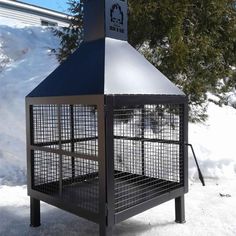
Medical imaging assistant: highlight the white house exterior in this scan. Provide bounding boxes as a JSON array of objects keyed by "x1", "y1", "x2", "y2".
[{"x1": 0, "y1": 0, "x2": 70, "y2": 27}]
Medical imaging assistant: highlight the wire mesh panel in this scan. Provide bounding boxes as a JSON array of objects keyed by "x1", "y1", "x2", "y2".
[
  {"x1": 113, "y1": 104, "x2": 184, "y2": 213},
  {"x1": 61, "y1": 155, "x2": 99, "y2": 212},
  {"x1": 33, "y1": 150, "x2": 60, "y2": 194},
  {"x1": 73, "y1": 105, "x2": 98, "y2": 156},
  {"x1": 31, "y1": 103, "x2": 99, "y2": 213},
  {"x1": 33, "y1": 105, "x2": 59, "y2": 149},
  {"x1": 32, "y1": 104, "x2": 98, "y2": 156}
]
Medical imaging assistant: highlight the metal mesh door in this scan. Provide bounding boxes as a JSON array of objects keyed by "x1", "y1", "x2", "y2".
[{"x1": 113, "y1": 104, "x2": 184, "y2": 213}]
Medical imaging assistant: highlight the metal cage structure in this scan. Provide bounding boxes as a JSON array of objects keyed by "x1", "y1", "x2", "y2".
[
  {"x1": 26, "y1": 95, "x2": 188, "y2": 235},
  {"x1": 26, "y1": 0, "x2": 188, "y2": 235}
]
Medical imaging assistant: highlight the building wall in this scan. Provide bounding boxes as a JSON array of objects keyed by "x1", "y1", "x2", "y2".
[{"x1": 0, "y1": 0, "x2": 70, "y2": 27}]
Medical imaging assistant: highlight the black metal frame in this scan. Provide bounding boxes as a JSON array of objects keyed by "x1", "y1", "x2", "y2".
[
  {"x1": 26, "y1": 94, "x2": 188, "y2": 236},
  {"x1": 109, "y1": 95, "x2": 188, "y2": 226}
]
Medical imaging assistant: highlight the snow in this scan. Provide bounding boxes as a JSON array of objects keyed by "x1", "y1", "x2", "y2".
[
  {"x1": 228, "y1": 89, "x2": 236, "y2": 108},
  {"x1": 189, "y1": 103, "x2": 236, "y2": 180},
  {"x1": 0, "y1": 18, "x2": 59, "y2": 185},
  {"x1": 0, "y1": 19, "x2": 236, "y2": 235},
  {"x1": 0, "y1": 180, "x2": 235, "y2": 235}
]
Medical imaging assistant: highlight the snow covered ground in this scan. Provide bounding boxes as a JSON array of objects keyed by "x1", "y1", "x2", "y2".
[
  {"x1": 0, "y1": 17, "x2": 235, "y2": 235},
  {"x1": 0, "y1": 179, "x2": 235, "y2": 236}
]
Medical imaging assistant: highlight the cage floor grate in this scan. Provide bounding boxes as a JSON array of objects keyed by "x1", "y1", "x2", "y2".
[{"x1": 34, "y1": 171, "x2": 182, "y2": 213}]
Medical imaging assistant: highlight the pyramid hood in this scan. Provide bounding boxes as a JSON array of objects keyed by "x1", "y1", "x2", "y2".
[{"x1": 27, "y1": 0, "x2": 184, "y2": 97}]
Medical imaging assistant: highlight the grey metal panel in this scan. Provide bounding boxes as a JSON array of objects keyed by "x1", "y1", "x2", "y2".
[
  {"x1": 104, "y1": 38, "x2": 185, "y2": 95},
  {"x1": 105, "y1": 0, "x2": 128, "y2": 41}
]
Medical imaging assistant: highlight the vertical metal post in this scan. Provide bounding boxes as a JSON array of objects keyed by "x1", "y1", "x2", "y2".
[
  {"x1": 175, "y1": 195, "x2": 186, "y2": 223},
  {"x1": 141, "y1": 106, "x2": 145, "y2": 176},
  {"x1": 98, "y1": 96, "x2": 113, "y2": 236},
  {"x1": 100, "y1": 224, "x2": 113, "y2": 236},
  {"x1": 26, "y1": 103, "x2": 34, "y2": 192},
  {"x1": 30, "y1": 197, "x2": 40, "y2": 227},
  {"x1": 183, "y1": 102, "x2": 189, "y2": 192},
  {"x1": 70, "y1": 105, "x2": 75, "y2": 181},
  {"x1": 27, "y1": 103, "x2": 41, "y2": 227},
  {"x1": 105, "y1": 96, "x2": 115, "y2": 233},
  {"x1": 175, "y1": 101, "x2": 187, "y2": 224},
  {"x1": 58, "y1": 105, "x2": 63, "y2": 196}
]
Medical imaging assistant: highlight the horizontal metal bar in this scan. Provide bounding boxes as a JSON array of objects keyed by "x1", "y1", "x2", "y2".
[
  {"x1": 26, "y1": 95, "x2": 104, "y2": 106},
  {"x1": 30, "y1": 145, "x2": 98, "y2": 161},
  {"x1": 34, "y1": 136, "x2": 98, "y2": 147},
  {"x1": 34, "y1": 172, "x2": 99, "y2": 189},
  {"x1": 113, "y1": 95, "x2": 187, "y2": 106},
  {"x1": 114, "y1": 135, "x2": 180, "y2": 145},
  {"x1": 28, "y1": 189, "x2": 100, "y2": 223},
  {"x1": 115, "y1": 188, "x2": 185, "y2": 224}
]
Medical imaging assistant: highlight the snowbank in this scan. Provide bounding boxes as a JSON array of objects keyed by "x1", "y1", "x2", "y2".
[
  {"x1": 0, "y1": 18, "x2": 235, "y2": 185},
  {"x1": 189, "y1": 103, "x2": 236, "y2": 180},
  {"x1": 0, "y1": 20, "x2": 60, "y2": 184}
]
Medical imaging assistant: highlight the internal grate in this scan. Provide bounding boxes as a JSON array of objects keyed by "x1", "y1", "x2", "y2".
[{"x1": 113, "y1": 104, "x2": 184, "y2": 213}]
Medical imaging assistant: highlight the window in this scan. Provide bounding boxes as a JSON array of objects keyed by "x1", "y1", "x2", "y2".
[{"x1": 41, "y1": 20, "x2": 58, "y2": 27}]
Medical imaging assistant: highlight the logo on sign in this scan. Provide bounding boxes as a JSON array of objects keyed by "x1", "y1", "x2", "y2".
[{"x1": 110, "y1": 3, "x2": 124, "y2": 33}]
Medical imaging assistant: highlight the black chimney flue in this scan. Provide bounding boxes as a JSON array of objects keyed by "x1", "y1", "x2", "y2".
[{"x1": 83, "y1": 0, "x2": 128, "y2": 42}]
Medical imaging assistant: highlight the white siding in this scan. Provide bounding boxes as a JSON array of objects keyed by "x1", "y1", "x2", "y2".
[{"x1": 0, "y1": 2, "x2": 69, "y2": 27}]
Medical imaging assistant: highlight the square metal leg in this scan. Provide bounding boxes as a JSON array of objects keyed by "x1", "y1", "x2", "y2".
[
  {"x1": 175, "y1": 195, "x2": 186, "y2": 223},
  {"x1": 99, "y1": 224, "x2": 113, "y2": 236},
  {"x1": 30, "y1": 197, "x2": 41, "y2": 227}
]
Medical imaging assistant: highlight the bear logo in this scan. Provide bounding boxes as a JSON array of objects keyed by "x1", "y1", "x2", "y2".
[{"x1": 110, "y1": 4, "x2": 124, "y2": 26}]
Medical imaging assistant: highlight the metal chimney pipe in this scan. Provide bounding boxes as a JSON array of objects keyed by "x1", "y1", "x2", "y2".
[{"x1": 83, "y1": 0, "x2": 128, "y2": 42}]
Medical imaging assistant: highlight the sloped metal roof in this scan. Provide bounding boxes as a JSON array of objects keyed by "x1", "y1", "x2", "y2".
[{"x1": 27, "y1": 38, "x2": 184, "y2": 97}]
